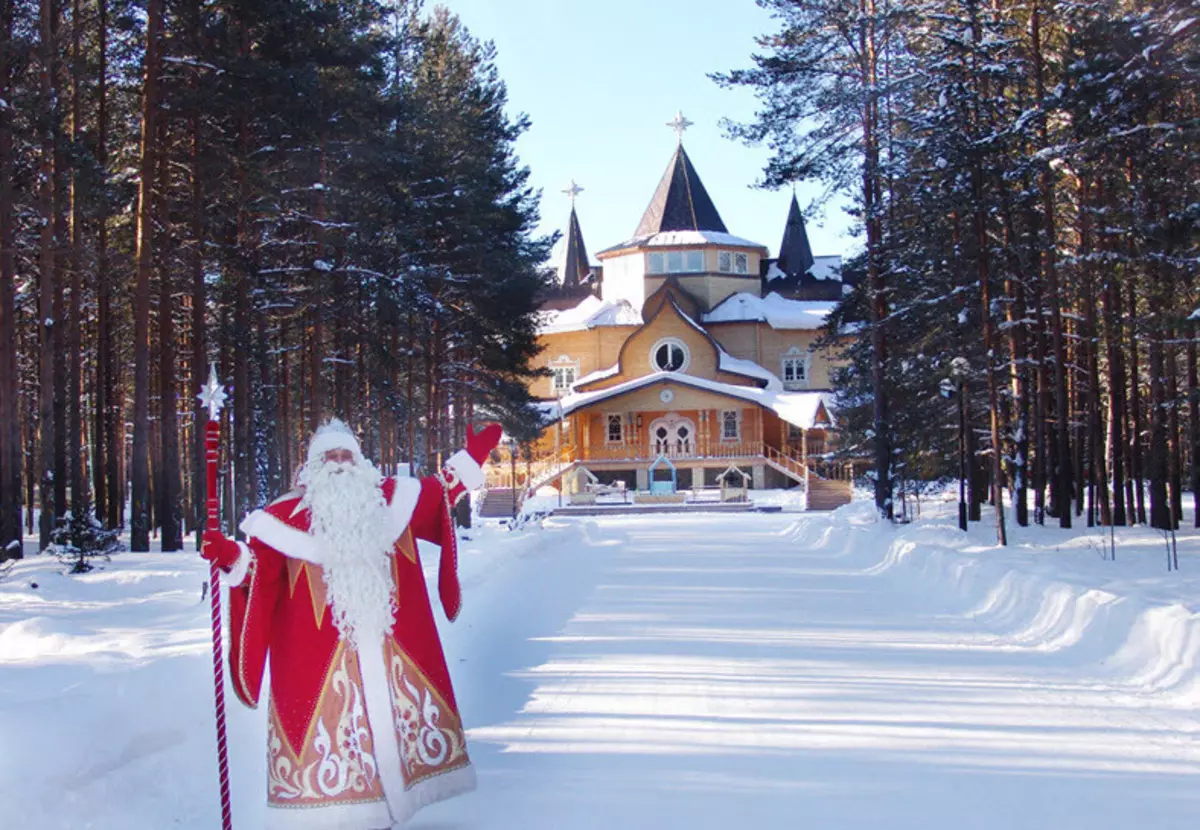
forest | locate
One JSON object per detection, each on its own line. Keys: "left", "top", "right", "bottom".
{"left": 0, "top": 0, "right": 551, "bottom": 558}
{"left": 722, "top": 0, "right": 1199, "bottom": 543}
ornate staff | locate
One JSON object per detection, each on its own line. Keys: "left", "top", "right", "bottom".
{"left": 198, "top": 365, "right": 233, "bottom": 830}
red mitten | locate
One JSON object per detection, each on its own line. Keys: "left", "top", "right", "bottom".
{"left": 466, "top": 423, "right": 503, "bottom": 465}
{"left": 201, "top": 530, "right": 240, "bottom": 572}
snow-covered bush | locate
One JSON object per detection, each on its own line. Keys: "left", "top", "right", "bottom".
{"left": 46, "top": 513, "right": 123, "bottom": 574}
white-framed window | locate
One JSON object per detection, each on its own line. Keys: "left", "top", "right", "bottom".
{"left": 649, "top": 249, "right": 706, "bottom": 274}
{"left": 606, "top": 413, "right": 623, "bottom": 443}
{"left": 650, "top": 337, "right": 689, "bottom": 373}
{"left": 549, "top": 354, "right": 580, "bottom": 395}
{"left": 717, "top": 250, "right": 750, "bottom": 274}
{"left": 551, "top": 366, "right": 576, "bottom": 393}
{"left": 781, "top": 349, "right": 809, "bottom": 388}
{"left": 721, "top": 409, "right": 741, "bottom": 441}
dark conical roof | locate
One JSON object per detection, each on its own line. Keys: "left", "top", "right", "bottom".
{"left": 634, "top": 144, "right": 728, "bottom": 237}
{"left": 777, "top": 193, "right": 814, "bottom": 278}
{"left": 560, "top": 206, "right": 591, "bottom": 289}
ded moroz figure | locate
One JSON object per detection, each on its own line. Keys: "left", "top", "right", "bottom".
{"left": 201, "top": 418, "right": 502, "bottom": 829}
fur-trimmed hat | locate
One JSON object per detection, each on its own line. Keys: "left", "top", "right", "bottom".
{"left": 306, "top": 418, "right": 362, "bottom": 465}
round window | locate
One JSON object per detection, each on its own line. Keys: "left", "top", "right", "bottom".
{"left": 651, "top": 338, "right": 689, "bottom": 373}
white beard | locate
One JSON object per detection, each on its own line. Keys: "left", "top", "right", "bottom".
{"left": 297, "top": 455, "right": 397, "bottom": 649}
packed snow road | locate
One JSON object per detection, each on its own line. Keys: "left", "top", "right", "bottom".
{"left": 2, "top": 505, "right": 1199, "bottom": 829}
{"left": 427, "top": 510, "right": 1200, "bottom": 830}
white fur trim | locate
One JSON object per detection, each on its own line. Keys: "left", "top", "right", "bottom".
{"left": 359, "top": 641, "right": 408, "bottom": 824}
{"left": 263, "top": 797, "right": 390, "bottom": 830}
{"left": 224, "top": 542, "right": 253, "bottom": 588}
{"left": 391, "top": 762, "right": 476, "bottom": 826}
{"left": 240, "top": 509, "right": 324, "bottom": 564}
{"left": 387, "top": 476, "right": 421, "bottom": 539}
{"left": 358, "top": 640, "right": 476, "bottom": 827}
{"left": 445, "top": 450, "right": 485, "bottom": 491}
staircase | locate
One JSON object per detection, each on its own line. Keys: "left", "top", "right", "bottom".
{"left": 479, "top": 488, "right": 521, "bottom": 519}
{"left": 807, "top": 477, "right": 852, "bottom": 511}
{"left": 763, "top": 445, "right": 808, "bottom": 487}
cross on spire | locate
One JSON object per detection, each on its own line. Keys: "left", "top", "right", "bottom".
{"left": 667, "top": 110, "right": 693, "bottom": 144}
{"left": 563, "top": 179, "right": 583, "bottom": 206}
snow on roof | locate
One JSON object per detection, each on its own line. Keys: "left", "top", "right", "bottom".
{"left": 573, "top": 362, "right": 621, "bottom": 388}
{"left": 703, "top": 292, "right": 837, "bottom": 330}
{"left": 598, "top": 229, "right": 767, "bottom": 255}
{"left": 550, "top": 371, "right": 834, "bottom": 430}
{"left": 810, "top": 255, "right": 842, "bottom": 281}
{"left": 765, "top": 255, "right": 843, "bottom": 283}
{"left": 538, "top": 296, "right": 642, "bottom": 335}
{"left": 718, "top": 350, "right": 782, "bottom": 391}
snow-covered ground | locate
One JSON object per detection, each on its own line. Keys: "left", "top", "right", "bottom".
{"left": 2, "top": 502, "right": 1199, "bottom": 828}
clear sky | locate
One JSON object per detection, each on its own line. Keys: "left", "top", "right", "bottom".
{"left": 436, "top": 0, "right": 859, "bottom": 265}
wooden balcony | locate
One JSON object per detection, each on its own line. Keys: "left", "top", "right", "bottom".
{"left": 583, "top": 440, "right": 766, "bottom": 465}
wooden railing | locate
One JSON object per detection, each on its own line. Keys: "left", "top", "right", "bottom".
{"left": 485, "top": 446, "right": 575, "bottom": 491}
{"left": 763, "top": 445, "right": 809, "bottom": 485}
{"left": 584, "top": 440, "right": 766, "bottom": 463}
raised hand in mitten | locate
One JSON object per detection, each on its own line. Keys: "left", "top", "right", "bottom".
{"left": 201, "top": 530, "right": 241, "bottom": 572}
{"left": 465, "top": 422, "right": 503, "bottom": 466}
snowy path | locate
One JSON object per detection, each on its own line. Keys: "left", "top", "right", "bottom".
{"left": 422, "top": 512, "right": 1200, "bottom": 830}
{"left": 3, "top": 508, "right": 1200, "bottom": 829}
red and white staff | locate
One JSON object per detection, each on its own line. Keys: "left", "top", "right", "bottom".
{"left": 198, "top": 365, "right": 233, "bottom": 830}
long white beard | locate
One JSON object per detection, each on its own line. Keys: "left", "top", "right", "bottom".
{"left": 297, "top": 456, "right": 397, "bottom": 649}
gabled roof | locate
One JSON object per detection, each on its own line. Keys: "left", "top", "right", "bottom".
{"left": 777, "top": 194, "right": 815, "bottom": 278}
{"left": 634, "top": 144, "right": 727, "bottom": 237}
{"left": 560, "top": 206, "right": 591, "bottom": 289}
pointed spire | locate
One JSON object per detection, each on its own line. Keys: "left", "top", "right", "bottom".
{"left": 560, "top": 204, "right": 591, "bottom": 290}
{"left": 635, "top": 144, "right": 728, "bottom": 237}
{"left": 777, "top": 192, "right": 814, "bottom": 278}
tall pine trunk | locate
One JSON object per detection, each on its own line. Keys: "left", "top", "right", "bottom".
{"left": 1128, "top": 283, "right": 1146, "bottom": 523}
{"left": 37, "top": 0, "right": 58, "bottom": 549}
{"left": 67, "top": 0, "right": 85, "bottom": 531}
{"left": 158, "top": 114, "right": 181, "bottom": 552}
{"left": 0, "top": 0, "right": 19, "bottom": 559}
{"left": 864, "top": 0, "right": 891, "bottom": 520}
{"left": 1166, "top": 322, "right": 1182, "bottom": 526}
{"left": 131, "top": 0, "right": 164, "bottom": 551}
{"left": 968, "top": 0, "right": 1005, "bottom": 544}
{"left": 93, "top": 0, "right": 111, "bottom": 526}
{"left": 1189, "top": 324, "right": 1200, "bottom": 527}
{"left": 1102, "top": 206, "right": 1127, "bottom": 525}
{"left": 189, "top": 4, "right": 206, "bottom": 545}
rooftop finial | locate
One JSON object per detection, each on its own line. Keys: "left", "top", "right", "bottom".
{"left": 563, "top": 179, "right": 584, "bottom": 206}
{"left": 667, "top": 110, "right": 693, "bottom": 144}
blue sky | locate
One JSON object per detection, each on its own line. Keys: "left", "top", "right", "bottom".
{"left": 437, "top": 0, "right": 859, "bottom": 264}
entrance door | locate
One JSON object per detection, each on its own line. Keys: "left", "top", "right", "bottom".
{"left": 649, "top": 414, "right": 696, "bottom": 458}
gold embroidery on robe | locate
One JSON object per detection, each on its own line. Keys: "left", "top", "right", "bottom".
{"left": 384, "top": 638, "right": 469, "bottom": 789}
{"left": 286, "top": 558, "right": 330, "bottom": 629}
{"left": 267, "top": 644, "right": 385, "bottom": 808}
